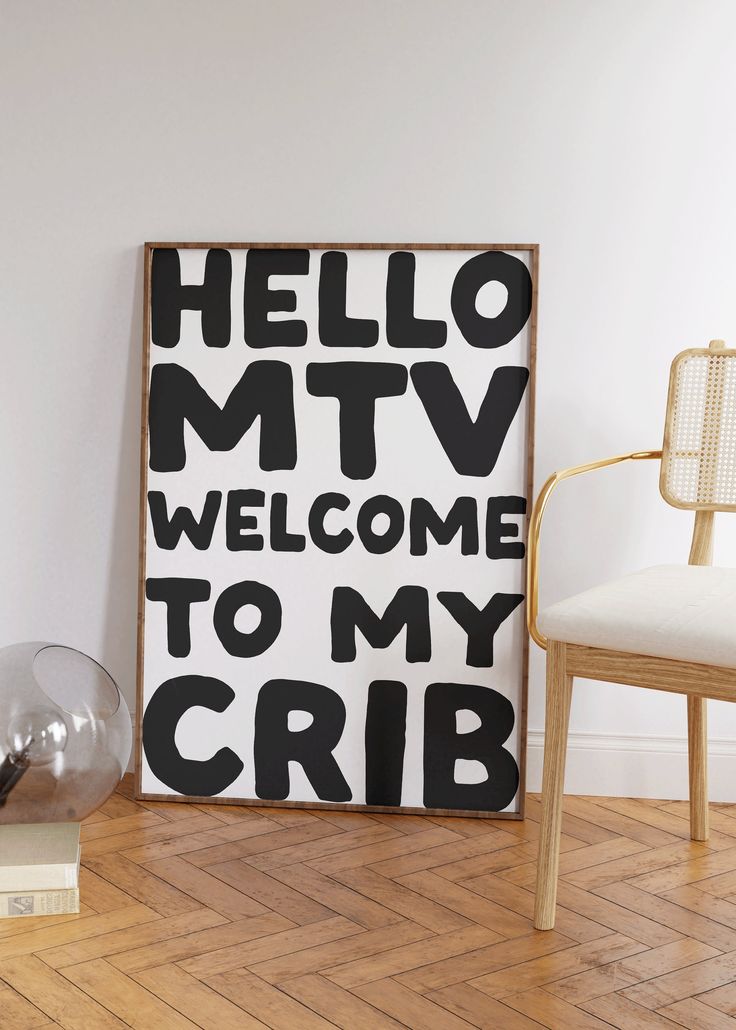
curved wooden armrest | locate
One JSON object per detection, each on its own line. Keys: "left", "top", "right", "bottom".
{"left": 526, "top": 450, "right": 663, "bottom": 649}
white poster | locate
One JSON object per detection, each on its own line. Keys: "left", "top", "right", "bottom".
{"left": 136, "top": 244, "right": 536, "bottom": 816}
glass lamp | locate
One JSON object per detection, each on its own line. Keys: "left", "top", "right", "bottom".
{"left": 0, "top": 642, "right": 132, "bottom": 823}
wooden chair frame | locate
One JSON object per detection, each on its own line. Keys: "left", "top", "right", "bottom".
{"left": 528, "top": 340, "right": 733, "bottom": 931}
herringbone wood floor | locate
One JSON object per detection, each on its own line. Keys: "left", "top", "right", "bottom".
{"left": 3, "top": 779, "right": 736, "bottom": 1027}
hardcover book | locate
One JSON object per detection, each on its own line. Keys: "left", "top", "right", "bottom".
{"left": 0, "top": 822, "right": 80, "bottom": 891}
{"left": 0, "top": 886, "right": 80, "bottom": 918}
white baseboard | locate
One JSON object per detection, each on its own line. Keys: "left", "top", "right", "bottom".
{"left": 527, "top": 729, "right": 736, "bottom": 802}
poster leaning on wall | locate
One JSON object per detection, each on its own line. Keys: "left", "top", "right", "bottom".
{"left": 135, "top": 242, "right": 538, "bottom": 818}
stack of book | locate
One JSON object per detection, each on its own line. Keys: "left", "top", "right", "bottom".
{"left": 0, "top": 822, "right": 80, "bottom": 917}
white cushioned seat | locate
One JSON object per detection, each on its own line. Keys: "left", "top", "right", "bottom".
{"left": 537, "top": 564, "right": 736, "bottom": 668}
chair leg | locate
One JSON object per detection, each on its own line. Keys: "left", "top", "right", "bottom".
{"left": 687, "top": 695, "right": 708, "bottom": 842}
{"left": 534, "top": 640, "right": 573, "bottom": 930}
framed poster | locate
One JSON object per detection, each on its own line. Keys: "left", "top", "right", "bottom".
{"left": 135, "top": 242, "right": 537, "bottom": 818}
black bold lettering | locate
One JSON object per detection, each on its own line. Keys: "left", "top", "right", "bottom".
{"left": 365, "top": 680, "right": 407, "bottom": 807}
{"left": 148, "top": 361, "right": 296, "bottom": 473}
{"left": 386, "top": 252, "right": 447, "bottom": 348}
{"left": 213, "top": 580, "right": 282, "bottom": 658}
{"left": 409, "top": 497, "right": 479, "bottom": 555}
{"left": 319, "top": 251, "right": 379, "bottom": 347}
{"left": 331, "top": 585, "right": 431, "bottom": 662}
{"left": 356, "top": 495, "right": 405, "bottom": 554}
{"left": 254, "top": 680, "right": 351, "bottom": 801}
{"left": 438, "top": 591, "right": 524, "bottom": 667}
{"left": 424, "top": 682, "right": 519, "bottom": 811}
{"left": 308, "top": 493, "right": 353, "bottom": 553}
{"left": 145, "top": 577, "right": 211, "bottom": 658}
{"left": 142, "top": 675, "right": 243, "bottom": 796}
{"left": 411, "top": 362, "right": 528, "bottom": 477}
{"left": 270, "top": 493, "right": 306, "bottom": 552}
{"left": 148, "top": 490, "right": 222, "bottom": 550}
{"left": 486, "top": 496, "right": 526, "bottom": 559}
{"left": 306, "top": 362, "right": 408, "bottom": 479}
{"left": 451, "top": 251, "right": 532, "bottom": 348}
{"left": 245, "top": 248, "right": 309, "bottom": 348}
{"left": 151, "top": 248, "right": 231, "bottom": 348}
{"left": 226, "top": 490, "right": 265, "bottom": 551}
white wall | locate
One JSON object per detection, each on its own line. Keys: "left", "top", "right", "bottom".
{"left": 3, "top": 0, "right": 736, "bottom": 799}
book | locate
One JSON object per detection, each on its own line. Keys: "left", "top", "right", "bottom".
{"left": 0, "top": 822, "right": 80, "bottom": 891}
{"left": 0, "top": 887, "right": 79, "bottom": 917}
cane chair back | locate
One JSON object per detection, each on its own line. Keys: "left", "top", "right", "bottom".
{"left": 661, "top": 341, "right": 736, "bottom": 511}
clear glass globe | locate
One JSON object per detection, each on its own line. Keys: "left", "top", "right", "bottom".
{"left": 0, "top": 642, "right": 132, "bottom": 823}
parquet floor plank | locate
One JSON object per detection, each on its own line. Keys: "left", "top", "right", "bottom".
{"left": 620, "top": 951, "right": 736, "bottom": 1008}
{"left": 396, "top": 869, "right": 534, "bottom": 937}
{"left": 594, "top": 880, "right": 736, "bottom": 951}
{"left": 685, "top": 977, "right": 736, "bottom": 1015}
{"left": 249, "top": 919, "right": 431, "bottom": 984}
{"left": 180, "top": 820, "right": 350, "bottom": 869}
{"left": 393, "top": 929, "right": 575, "bottom": 993}
{"left": 660, "top": 996, "right": 736, "bottom": 1028}
{"left": 658, "top": 884, "right": 736, "bottom": 929}
{"left": 107, "top": 912, "right": 293, "bottom": 973}
{"left": 624, "top": 845, "right": 736, "bottom": 894}
{"left": 458, "top": 872, "right": 620, "bottom": 943}
{"left": 8, "top": 776, "right": 736, "bottom": 1028}
{"left": 693, "top": 868, "right": 736, "bottom": 897}
{"left": 0, "top": 955, "right": 128, "bottom": 1029}
{"left": 118, "top": 812, "right": 286, "bottom": 864}
{"left": 204, "top": 967, "right": 340, "bottom": 1028}
{"left": 319, "top": 864, "right": 471, "bottom": 933}
{"left": 659, "top": 802, "right": 736, "bottom": 839}
{"left": 60, "top": 957, "right": 199, "bottom": 1028}
{"left": 279, "top": 972, "right": 408, "bottom": 1027}
{"left": 323, "top": 924, "right": 501, "bottom": 988}
{"left": 498, "top": 835, "right": 648, "bottom": 888}
{"left": 562, "top": 797, "right": 682, "bottom": 848}
{"left": 553, "top": 880, "right": 685, "bottom": 946}
{"left": 79, "top": 814, "right": 222, "bottom": 858}
{"left": 97, "top": 794, "right": 143, "bottom": 820}
{"left": 82, "top": 853, "right": 206, "bottom": 916}
{"left": 202, "top": 859, "right": 335, "bottom": 924}
{"left": 140, "top": 855, "right": 276, "bottom": 919}
{"left": 0, "top": 905, "right": 159, "bottom": 960}
{"left": 581, "top": 991, "right": 684, "bottom": 1027}
{"left": 0, "top": 982, "right": 54, "bottom": 1030}
{"left": 263, "top": 808, "right": 325, "bottom": 828}
{"left": 79, "top": 811, "right": 165, "bottom": 842}
{"left": 243, "top": 823, "right": 398, "bottom": 872}
{"left": 354, "top": 976, "right": 479, "bottom": 1029}
{"left": 254, "top": 861, "right": 405, "bottom": 928}
{"left": 501, "top": 986, "right": 614, "bottom": 1028}
{"left": 178, "top": 915, "right": 361, "bottom": 978}
{"left": 594, "top": 797, "right": 736, "bottom": 851}
{"left": 427, "top": 982, "right": 546, "bottom": 1028}
{"left": 38, "top": 908, "right": 227, "bottom": 969}
{"left": 522, "top": 796, "right": 621, "bottom": 845}
{"left": 133, "top": 963, "right": 274, "bottom": 1029}
{"left": 359, "top": 827, "right": 522, "bottom": 879}
{"left": 545, "top": 937, "right": 720, "bottom": 1004}
{"left": 75, "top": 865, "right": 138, "bottom": 914}
{"left": 468, "top": 932, "right": 648, "bottom": 999}
{"left": 562, "top": 841, "right": 714, "bottom": 891}
{"left": 306, "top": 825, "right": 463, "bottom": 874}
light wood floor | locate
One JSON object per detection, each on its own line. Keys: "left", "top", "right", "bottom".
{"left": 3, "top": 779, "right": 736, "bottom": 1028}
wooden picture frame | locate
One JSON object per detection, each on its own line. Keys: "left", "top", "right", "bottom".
{"left": 135, "top": 242, "right": 538, "bottom": 819}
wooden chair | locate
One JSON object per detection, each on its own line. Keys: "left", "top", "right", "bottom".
{"left": 528, "top": 338, "right": 736, "bottom": 930}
